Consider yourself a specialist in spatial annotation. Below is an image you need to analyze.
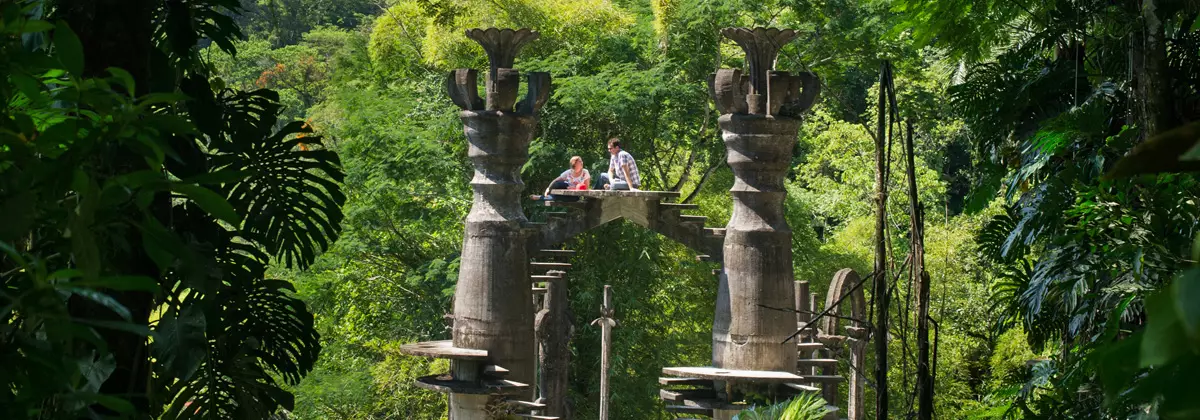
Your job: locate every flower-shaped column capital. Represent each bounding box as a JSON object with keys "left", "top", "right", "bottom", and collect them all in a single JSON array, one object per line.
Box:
[
  {"left": 465, "top": 28, "right": 540, "bottom": 72},
  {"left": 720, "top": 27, "right": 798, "bottom": 96}
]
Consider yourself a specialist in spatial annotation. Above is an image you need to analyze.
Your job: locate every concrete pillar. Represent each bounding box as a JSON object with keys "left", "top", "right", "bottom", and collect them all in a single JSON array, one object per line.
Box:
[
  {"left": 445, "top": 28, "right": 550, "bottom": 418},
  {"left": 709, "top": 27, "right": 820, "bottom": 374}
]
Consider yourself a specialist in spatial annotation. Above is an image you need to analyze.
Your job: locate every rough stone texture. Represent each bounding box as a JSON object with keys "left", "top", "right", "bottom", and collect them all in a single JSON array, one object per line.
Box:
[
  {"left": 530, "top": 196, "right": 722, "bottom": 259},
  {"left": 443, "top": 28, "right": 548, "bottom": 419},
  {"left": 823, "top": 268, "right": 867, "bottom": 420},
  {"left": 713, "top": 114, "right": 800, "bottom": 372},
  {"left": 453, "top": 109, "right": 538, "bottom": 397},
  {"left": 535, "top": 277, "right": 572, "bottom": 418},
  {"left": 709, "top": 27, "right": 819, "bottom": 377}
]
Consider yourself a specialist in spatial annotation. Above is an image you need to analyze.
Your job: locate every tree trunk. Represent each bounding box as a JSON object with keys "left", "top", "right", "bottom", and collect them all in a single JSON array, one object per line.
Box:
[
  {"left": 906, "top": 119, "right": 933, "bottom": 420},
  {"left": 1132, "top": 0, "right": 1177, "bottom": 137},
  {"left": 873, "top": 60, "right": 890, "bottom": 419}
]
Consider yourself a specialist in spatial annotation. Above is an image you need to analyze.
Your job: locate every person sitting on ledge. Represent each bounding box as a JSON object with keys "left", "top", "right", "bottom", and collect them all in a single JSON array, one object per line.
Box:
[
  {"left": 530, "top": 155, "right": 590, "bottom": 201},
  {"left": 597, "top": 137, "right": 640, "bottom": 191}
]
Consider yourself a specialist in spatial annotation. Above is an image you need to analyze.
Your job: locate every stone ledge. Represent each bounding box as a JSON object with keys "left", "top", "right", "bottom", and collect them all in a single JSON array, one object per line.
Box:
[
  {"left": 549, "top": 189, "right": 680, "bottom": 199},
  {"left": 414, "top": 374, "right": 529, "bottom": 395},
  {"left": 399, "top": 340, "right": 489, "bottom": 361}
]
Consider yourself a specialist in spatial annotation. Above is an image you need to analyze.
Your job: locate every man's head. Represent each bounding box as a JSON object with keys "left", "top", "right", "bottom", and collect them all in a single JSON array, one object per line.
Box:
[{"left": 607, "top": 137, "right": 621, "bottom": 156}]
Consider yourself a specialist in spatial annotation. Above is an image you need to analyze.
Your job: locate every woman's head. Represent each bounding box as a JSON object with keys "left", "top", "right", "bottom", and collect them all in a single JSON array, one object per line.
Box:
[{"left": 570, "top": 156, "right": 583, "bottom": 169}]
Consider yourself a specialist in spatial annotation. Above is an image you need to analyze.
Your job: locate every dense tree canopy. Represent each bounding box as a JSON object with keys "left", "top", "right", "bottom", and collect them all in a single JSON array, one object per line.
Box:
[{"left": 3, "top": 0, "right": 1199, "bottom": 418}]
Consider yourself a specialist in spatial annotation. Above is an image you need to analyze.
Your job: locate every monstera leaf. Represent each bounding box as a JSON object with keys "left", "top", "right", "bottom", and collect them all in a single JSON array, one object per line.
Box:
[
  {"left": 160, "top": 277, "right": 319, "bottom": 419},
  {"left": 207, "top": 90, "right": 345, "bottom": 269}
]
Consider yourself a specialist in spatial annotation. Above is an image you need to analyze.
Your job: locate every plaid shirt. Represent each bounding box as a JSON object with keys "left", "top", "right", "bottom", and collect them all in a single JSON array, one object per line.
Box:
[{"left": 609, "top": 150, "right": 641, "bottom": 188}]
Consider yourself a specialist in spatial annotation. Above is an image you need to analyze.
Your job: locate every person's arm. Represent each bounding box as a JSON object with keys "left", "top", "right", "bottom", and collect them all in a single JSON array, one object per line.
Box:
[
  {"left": 582, "top": 170, "right": 591, "bottom": 189},
  {"left": 621, "top": 163, "right": 639, "bottom": 191},
  {"left": 606, "top": 163, "right": 614, "bottom": 189},
  {"left": 545, "top": 173, "right": 564, "bottom": 195}
]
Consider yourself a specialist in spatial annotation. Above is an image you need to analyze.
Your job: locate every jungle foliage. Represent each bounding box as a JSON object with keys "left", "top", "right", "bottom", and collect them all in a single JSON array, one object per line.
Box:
[{"left": 3, "top": 0, "right": 1199, "bottom": 419}]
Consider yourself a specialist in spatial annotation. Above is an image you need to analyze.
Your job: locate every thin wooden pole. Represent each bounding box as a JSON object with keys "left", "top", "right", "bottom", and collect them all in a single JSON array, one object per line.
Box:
[
  {"left": 906, "top": 118, "right": 933, "bottom": 420},
  {"left": 592, "top": 285, "right": 616, "bottom": 420},
  {"left": 873, "top": 60, "right": 891, "bottom": 419}
]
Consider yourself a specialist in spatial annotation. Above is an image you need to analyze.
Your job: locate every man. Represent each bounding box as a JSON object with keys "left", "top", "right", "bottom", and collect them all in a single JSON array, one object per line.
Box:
[{"left": 598, "top": 137, "right": 641, "bottom": 191}]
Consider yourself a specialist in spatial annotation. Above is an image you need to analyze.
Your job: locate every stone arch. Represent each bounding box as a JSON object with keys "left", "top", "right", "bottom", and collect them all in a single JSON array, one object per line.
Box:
[
  {"left": 821, "top": 269, "right": 866, "bottom": 335},
  {"left": 529, "top": 194, "right": 724, "bottom": 260},
  {"left": 820, "top": 268, "right": 867, "bottom": 420}
]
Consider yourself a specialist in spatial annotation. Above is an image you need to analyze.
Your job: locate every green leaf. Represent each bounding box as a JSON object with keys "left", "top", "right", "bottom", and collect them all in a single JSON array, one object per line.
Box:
[
  {"left": 21, "top": 20, "right": 53, "bottom": 33},
  {"left": 71, "top": 393, "right": 135, "bottom": 414},
  {"left": 154, "top": 305, "right": 207, "bottom": 382},
  {"left": 183, "top": 169, "right": 252, "bottom": 185},
  {"left": 136, "top": 92, "right": 188, "bottom": 107},
  {"left": 1092, "top": 331, "right": 1143, "bottom": 401},
  {"left": 107, "top": 67, "right": 135, "bottom": 96},
  {"left": 10, "top": 73, "right": 45, "bottom": 105},
  {"left": 53, "top": 21, "right": 84, "bottom": 76},
  {"left": 1140, "top": 291, "right": 1192, "bottom": 367},
  {"left": 1173, "top": 268, "right": 1200, "bottom": 342},
  {"left": 72, "top": 276, "right": 159, "bottom": 292},
  {"left": 69, "top": 170, "right": 101, "bottom": 282},
  {"left": 76, "top": 353, "right": 115, "bottom": 393},
  {"left": 67, "top": 288, "right": 132, "bottom": 321},
  {"left": 0, "top": 190, "right": 36, "bottom": 242},
  {"left": 139, "top": 218, "right": 186, "bottom": 273},
  {"left": 47, "top": 269, "right": 83, "bottom": 282},
  {"left": 171, "top": 183, "right": 241, "bottom": 225},
  {"left": 73, "top": 318, "right": 151, "bottom": 337}
]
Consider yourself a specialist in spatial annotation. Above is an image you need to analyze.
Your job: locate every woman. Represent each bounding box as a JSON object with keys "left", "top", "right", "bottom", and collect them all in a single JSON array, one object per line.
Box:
[{"left": 530, "top": 156, "right": 590, "bottom": 201}]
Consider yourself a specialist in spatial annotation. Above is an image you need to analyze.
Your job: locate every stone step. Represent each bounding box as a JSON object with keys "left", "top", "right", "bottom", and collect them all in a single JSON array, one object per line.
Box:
[
  {"left": 509, "top": 400, "right": 547, "bottom": 409},
  {"left": 483, "top": 365, "right": 509, "bottom": 377},
  {"left": 532, "top": 287, "right": 547, "bottom": 294},
  {"left": 817, "top": 334, "right": 847, "bottom": 347},
  {"left": 664, "top": 405, "right": 712, "bottom": 416},
  {"left": 679, "top": 215, "right": 708, "bottom": 224},
  {"left": 536, "top": 249, "right": 576, "bottom": 257},
  {"left": 515, "top": 415, "right": 559, "bottom": 420},
  {"left": 400, "top": 340, "right": 488, "bottom": 360},
  {"left": 531, "top": 262, "right": 572, "bottom": 270},
  {"left": 796, "top": 342, "right": 825, "bottom": 351},
  {"left": 847, "top": 326, "right": 869, "bottom": 338},
  {"left": 797, "top": 358, "right": 839, "bottom": 367},
  {"left": 658, "top": 377, "right": 714, "bottom": 387},
  {"left": 659, "top": 388, "right": 717, "bottom": 402},
  {"left": 530, "top": 275, "right": 562, "bottom": 281},
  {"left": 695, "top": 254, "right": 718, "bottom": 262},
  {"left": 546, "top": 201, "right": 586, "bottom": 210},
  {"left": 704, "top": 228, "right": 726, "bottom": 237},
  {"left": 784, "top": 383, "right": 821, "bottom": 393},
  {"left": 660, "top": 202, "right": 699, "bottom": 211},
  {"left": 799, "top": 375, "right": 846, "bottom": 384}
]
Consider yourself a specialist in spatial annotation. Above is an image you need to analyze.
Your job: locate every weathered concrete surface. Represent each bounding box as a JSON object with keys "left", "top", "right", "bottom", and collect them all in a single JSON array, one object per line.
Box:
[
  {"left": 535, "top": 276, "right": 572, "bottom": 418},
  {"left": 441, "top": 28, "right": 547, "bottom": 419},
  {"left": 530, "top": 196, "right": 723, "bottom": 260},
  {"left": 823, "top": 268, "right": 867, "bottom": 420},
  {"left": 713, "top": 114, "right": 800, "bottom": 372},
  {"left": 708, "top": 27, "right": 820, "bottom": 376}
]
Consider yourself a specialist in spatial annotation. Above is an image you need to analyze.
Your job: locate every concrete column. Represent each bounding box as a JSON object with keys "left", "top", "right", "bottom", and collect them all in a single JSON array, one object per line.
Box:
[
  {"left": 709, "top": 27, "right": 819, "bottom": 374},
  {"left": 445, "top": 28, "right": 550, "bottom": 417}
]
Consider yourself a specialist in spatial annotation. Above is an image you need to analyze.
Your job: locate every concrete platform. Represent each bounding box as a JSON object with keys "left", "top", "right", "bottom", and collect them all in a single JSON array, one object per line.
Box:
[{"left": 549, "top": 189, "right": 680, "bottom": 200}]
